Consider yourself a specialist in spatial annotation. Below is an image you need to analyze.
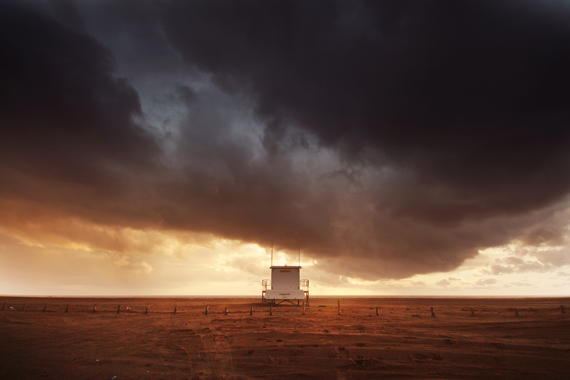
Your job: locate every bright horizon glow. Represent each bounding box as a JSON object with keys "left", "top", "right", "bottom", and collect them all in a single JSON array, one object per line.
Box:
[{"left": 1, "top": 229, "right": 568, "bottom": 297}]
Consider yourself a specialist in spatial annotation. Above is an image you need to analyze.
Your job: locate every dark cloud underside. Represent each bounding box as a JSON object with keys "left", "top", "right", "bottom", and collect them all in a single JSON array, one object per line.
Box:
[
  {"left": 2, "top": 0, "right": 570, "bottom": 280},
  {"left": 159, "top": 0, "right": 570, "bottom": 221}
]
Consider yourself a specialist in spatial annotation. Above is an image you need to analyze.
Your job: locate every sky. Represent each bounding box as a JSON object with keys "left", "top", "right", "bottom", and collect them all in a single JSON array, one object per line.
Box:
[{"left": 1, "top": 0, "right": 570, "bottom": 296}]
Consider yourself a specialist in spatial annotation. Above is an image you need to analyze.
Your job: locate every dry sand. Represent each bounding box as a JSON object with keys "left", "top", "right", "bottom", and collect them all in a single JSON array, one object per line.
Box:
[{"left": 1, "top": 296, "right": 569, "bottom": 379}]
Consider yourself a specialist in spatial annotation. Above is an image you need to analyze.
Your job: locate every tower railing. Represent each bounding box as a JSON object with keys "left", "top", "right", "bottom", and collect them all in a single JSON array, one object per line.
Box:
[
  {"left": 261, "top": 279, "right": 309, "bottom": 305},
  {"left": 300, "top": 279, "right": 309, "bottom": 306}
]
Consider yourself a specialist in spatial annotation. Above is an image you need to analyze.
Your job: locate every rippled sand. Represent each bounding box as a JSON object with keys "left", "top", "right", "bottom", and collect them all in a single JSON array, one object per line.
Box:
[{"left": 1, "top": 296, "right": 569, "bottom": 379}]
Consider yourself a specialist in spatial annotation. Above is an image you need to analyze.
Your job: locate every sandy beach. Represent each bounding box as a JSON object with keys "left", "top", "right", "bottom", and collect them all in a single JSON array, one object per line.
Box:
[{"left": 1, "top": 296, "right": 569, "bottom": 379}]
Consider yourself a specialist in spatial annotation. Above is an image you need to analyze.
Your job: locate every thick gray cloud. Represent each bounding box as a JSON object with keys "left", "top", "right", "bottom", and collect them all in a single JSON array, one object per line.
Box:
[
  {"left": 155, "top": 0, "right": 570, "bottom": 276},
  {"left": 158, "top": 0, "right": 570, "bottom": 220},
  {"left": 2, "top": 0, "right": 570, "bottom": 282},
  {"left": 0, "top": 1, "right": 161, "bottom": 226}
]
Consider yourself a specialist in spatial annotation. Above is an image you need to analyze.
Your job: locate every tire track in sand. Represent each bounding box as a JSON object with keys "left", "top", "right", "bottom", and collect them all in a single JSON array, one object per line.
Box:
[{"left": 196, "top": 329, "right": 236, "bottom": 380}]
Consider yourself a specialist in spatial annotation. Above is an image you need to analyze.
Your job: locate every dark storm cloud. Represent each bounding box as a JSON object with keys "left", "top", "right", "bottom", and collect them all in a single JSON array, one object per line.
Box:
[
  {"left": 0, "top": 1, "right": 160, "bottom": 224},
  {"left": 2, "top": 0, "right": 570, "bottom": 281},
  {"left": 0, "top": 1, "right": 337, "bottom": 260},
  {"left": 158, "top": 0, "right": 570, "bottom": 222},
  {"left": 72, "top": 0, "right": 181, "bottom": 76},
  {"left": 154, "top": 0, "right": 570, "bottom": 276}
]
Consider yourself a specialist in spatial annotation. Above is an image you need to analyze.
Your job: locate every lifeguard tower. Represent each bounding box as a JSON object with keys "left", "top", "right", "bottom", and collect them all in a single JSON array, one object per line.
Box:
[{"left": 261, "top": 242, "right": 309, "bottom": 305}]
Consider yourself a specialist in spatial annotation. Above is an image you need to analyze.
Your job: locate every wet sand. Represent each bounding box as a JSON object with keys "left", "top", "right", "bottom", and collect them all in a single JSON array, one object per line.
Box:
[{"left": 1, "top": 296, "right": 569, "bottom": 379}]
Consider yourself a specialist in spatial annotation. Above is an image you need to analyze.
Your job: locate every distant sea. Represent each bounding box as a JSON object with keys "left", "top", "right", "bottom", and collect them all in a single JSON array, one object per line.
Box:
[{"left": 1, "top": 295, "right": 567, "bottom": 299}]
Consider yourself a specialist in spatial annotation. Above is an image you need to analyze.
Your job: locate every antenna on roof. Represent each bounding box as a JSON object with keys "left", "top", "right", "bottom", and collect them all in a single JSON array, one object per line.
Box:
[
  {"left": 298, "top": 239, "right": 301, "bottom": 266},
  {"left": 271, "top": 236, "right": 273, "bottom": 267}
]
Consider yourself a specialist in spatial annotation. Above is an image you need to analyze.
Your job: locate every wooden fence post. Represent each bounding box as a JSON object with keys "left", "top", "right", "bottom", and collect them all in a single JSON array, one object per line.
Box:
[
  {"left": 470, "top": 308, "right": 475, "bottom": 317},
  {"left": 250, "top": 306, "right": 253, "bottom": 316},
  {"left": 224, "top": 307, "right": 228, "bottom": 315},
  {"left": 93, "top": 304, "right": 97, "bottom": 313},
  {"left": 205, "top": 305, "right": 209, "bottom": 315},
  {"left": 561, "top": 305, "right": 566, "bottom": 314},
  {"left": 174, "top": 305, "right": 177, "bottom": 315},
  {"left": 43, "top": 304, "right": 47, "bottom": 313},
  {"left": 514, "top": 308, "right": 519, "bottom": 317},
  {"left": 269, "top": 306, "right": 273, "bottom": 316},
  {"left": 22, "top": 303, "right": 26, "bottom": 312},
  {"left": 117, "top": 305, "right": 121, "bottom": 314},
  {"left": 145, "top": 305, "right": 149, "bottom": 314},
  {"left": 338, "top": 300, "right": 341, "bottom": 316},
  {"left": 376, "top": 307, "right": 379, "bottom": 316},
  {"left": 430, "top": 307, "right": 435, "bottom": 317},
  {"left": 65, "top": 304, "right": 69, "bottom": 313},
  {"left": 1, "top": 303, "right": 5, "bottom": 311}
]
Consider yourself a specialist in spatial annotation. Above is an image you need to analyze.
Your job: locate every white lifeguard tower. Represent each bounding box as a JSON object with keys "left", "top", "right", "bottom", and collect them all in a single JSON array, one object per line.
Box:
[{"left": 261, "top": 242, "right": 309, "bottom": 305}]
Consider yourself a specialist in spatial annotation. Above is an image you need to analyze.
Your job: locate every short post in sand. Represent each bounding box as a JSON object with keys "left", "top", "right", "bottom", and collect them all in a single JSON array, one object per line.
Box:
[
  {"left": 224, "top": 307, "right": 229, "bottom": 315},
  {"left": 1, "top": 303, "right": 5, "bottom": 311},
  {"left": 145, "top": 305, "right": 149, "bottom": 314},
  {"left": 561, "top": 305, "right": 566, "bottom": 314},
  {"left": 250, "top": 306, "right": 253, "bottom": 316},
  {"left": 65, "top": 304, "right": 69, "bottom": 313},
  {"left": 117, "top": 305, "right": 121, "bottom": 314},
  {"left": 430, "top": 306, "right": 435, "bottom": 317},
  {"left": 173, "top": 305, "right": 177, "bottom": 315},
  {"left": 22, "top": 303, "right": 26, "bottom": 312},
  {"left": 514, "top": 308, "right": 519, "bottom": 317},
  {"left": 43, "top": 304, "right": 47, "bottom": 313},
  {"left": 93, "top": 304, "right": 97, "bottom": 313},
  {"left": 470, "top": 308, "right": 475, "bottom": 317},
  {"left": 376, "top": 307, "right": 379, "bottom": 316},
  {"left": 338, "top": 300, "right": 341, "bottom": 316},
  {"left": 269, "top": 306, "right": 273, "bottom": 316},
  {"left": 205, "top": 305, "right": 209, "bottom": 315}
]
